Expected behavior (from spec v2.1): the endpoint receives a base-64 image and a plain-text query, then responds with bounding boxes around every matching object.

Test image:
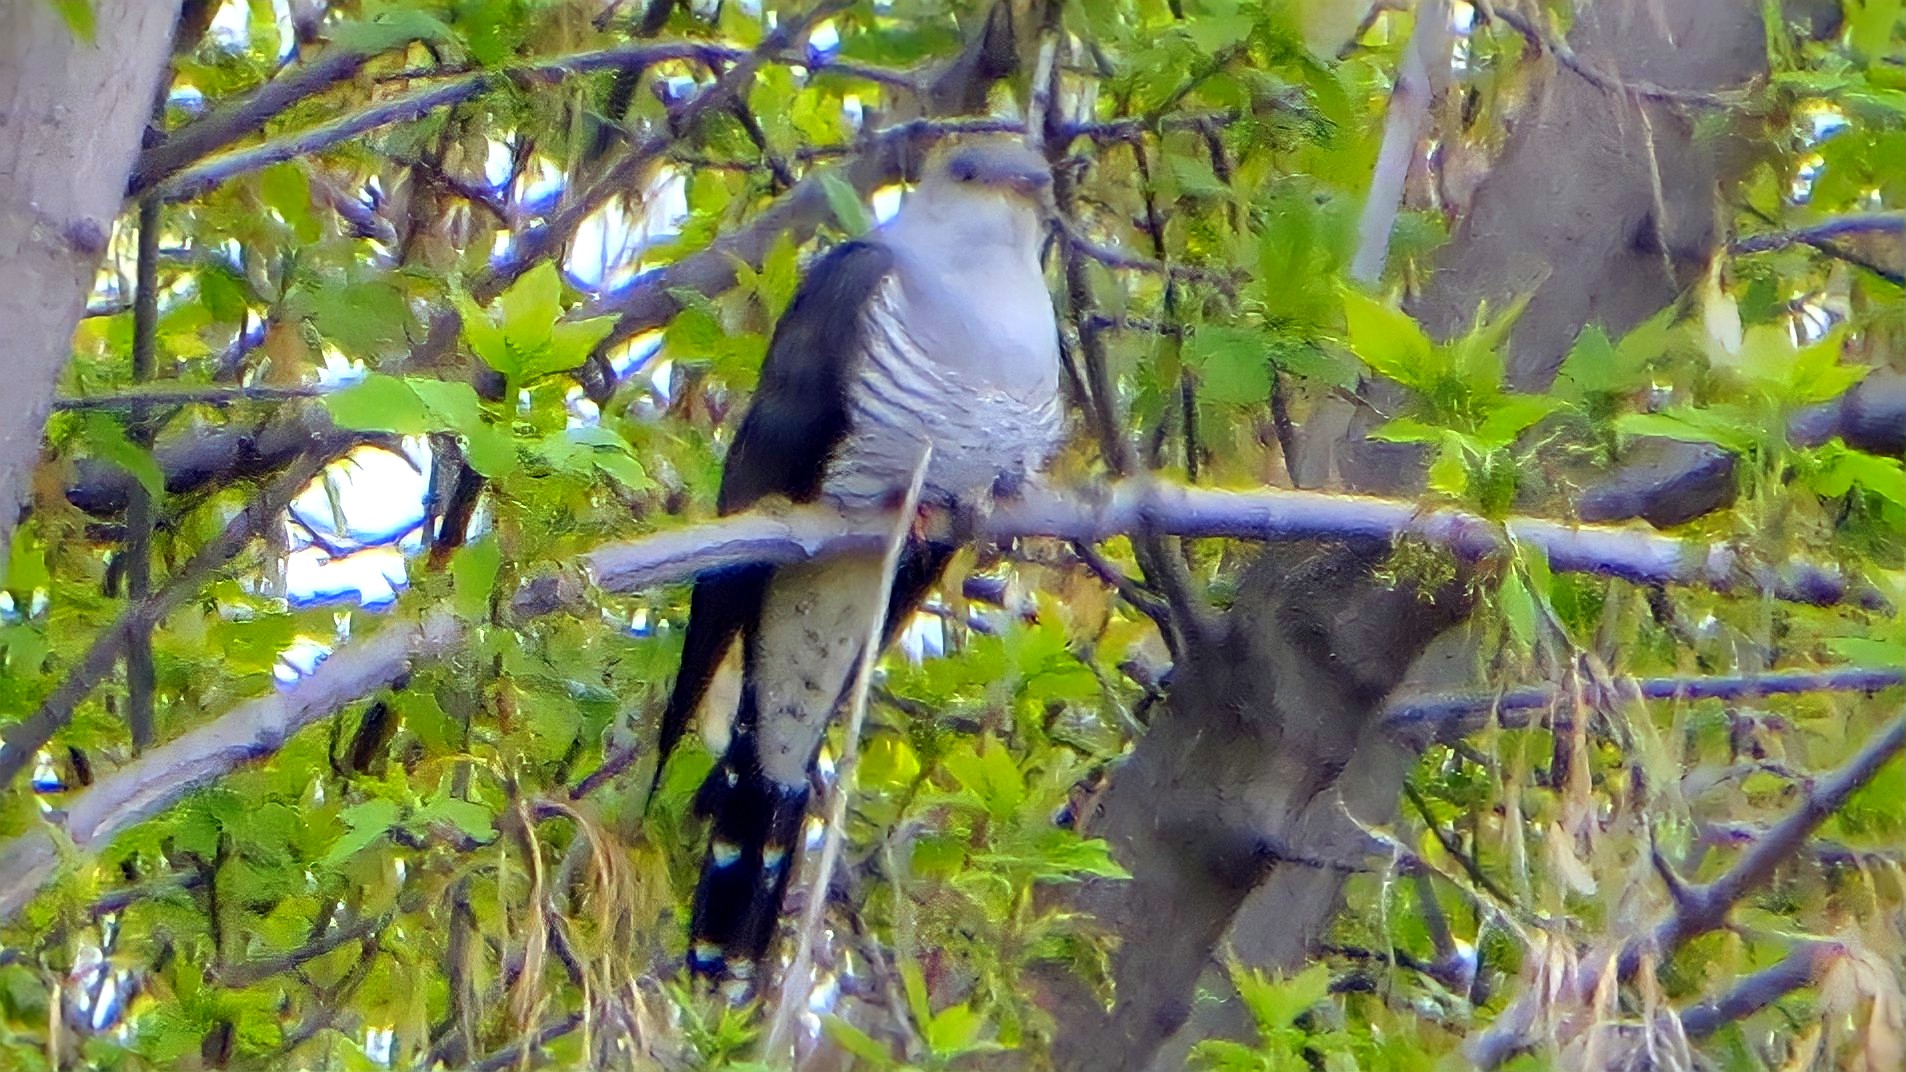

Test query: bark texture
[1052,3,1790,1067]
[0,1,183,566]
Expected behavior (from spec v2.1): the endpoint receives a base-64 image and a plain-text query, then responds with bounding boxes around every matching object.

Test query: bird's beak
[1010,171,1053,197]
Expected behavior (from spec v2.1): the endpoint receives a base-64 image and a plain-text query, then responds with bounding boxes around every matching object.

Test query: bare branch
[153,41,748,202]
[0,449,341,791]
[1479,1,1750,108]
[132,41,403,196]
[53,384,328,410]
[3,479,1890,925]
[1730,211,1905,256]
[1678,941,1837,1039]
[0,610,461,923]
[1385,666,1904,748]
[1471,714,1906,1068]
[1350,0,1444,284]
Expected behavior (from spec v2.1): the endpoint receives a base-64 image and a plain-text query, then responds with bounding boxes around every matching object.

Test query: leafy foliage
[2,0,1903,1070]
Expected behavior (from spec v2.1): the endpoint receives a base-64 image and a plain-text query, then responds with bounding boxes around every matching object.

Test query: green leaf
[328,10,452,53]
[1615,408,1760,454]
[46,0,95,43]
[925,1003,987,1056]
[593,451,651,493]
[900,958,932,1028]
[1268,339,1359,391]
[1473,395,1561,449]
[820,172,872,235]
[414,794,495,844]
[942,737,1024,820]
[321,798,399,865]
[1186,326,1272,406]
[1426,434,1469,498]
[1168,153,1230,200]
[77,413,165,499]
[539,316,618,380]
[1182,12,1257,53]
[450,538,501,620]
[323,375,430,435]
[1500,568,1536,653]
[1233,962,1332,1035]
[1341,289,1435,390]
[1812,444,1906,506]
[260,163,317,243]
[820,1016,894,1067]
[310,281,410,355]
[462,423,519,479]
[1557,324,1619,395]
[455,291,514,377]
[1369,417,1445,445]
[498,261,562,358]
[406,378,485,434]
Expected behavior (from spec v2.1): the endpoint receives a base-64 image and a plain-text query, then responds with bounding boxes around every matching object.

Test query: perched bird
[654,139,1063,990]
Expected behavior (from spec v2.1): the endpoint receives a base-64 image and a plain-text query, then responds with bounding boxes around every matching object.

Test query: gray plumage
[658,139,1063,990]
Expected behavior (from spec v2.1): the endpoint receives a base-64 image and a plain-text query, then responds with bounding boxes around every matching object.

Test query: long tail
[682,539,954,989]
[685,725,807,991]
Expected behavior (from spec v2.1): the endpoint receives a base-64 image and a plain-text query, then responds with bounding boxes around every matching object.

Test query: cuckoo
[653,140,1063,989]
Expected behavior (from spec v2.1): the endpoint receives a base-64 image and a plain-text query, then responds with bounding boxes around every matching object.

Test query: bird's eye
[953,162,976,182]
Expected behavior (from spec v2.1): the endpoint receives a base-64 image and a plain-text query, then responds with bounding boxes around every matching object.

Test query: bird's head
[901,140,1053,251]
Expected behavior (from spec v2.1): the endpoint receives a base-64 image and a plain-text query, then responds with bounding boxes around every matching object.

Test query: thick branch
[1678,941,1837,1040]
[2,474,1886,925]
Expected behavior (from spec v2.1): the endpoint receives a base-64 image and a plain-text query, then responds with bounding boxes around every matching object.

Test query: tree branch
[131,39,406,196]
[1730,211,1905,256]
[152,40,750,202]
[1385,666,1904,748]
[0,609,462,923]
[3,480,1888,925]
[53,384,328,410]
[0,449,340,791]
[1677,941,1837,1039]
[1471,714,1906,1067]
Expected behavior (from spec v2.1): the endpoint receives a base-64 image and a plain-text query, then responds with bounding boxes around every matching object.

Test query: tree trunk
[0,2,182,567]
[1051,2,1796,1067]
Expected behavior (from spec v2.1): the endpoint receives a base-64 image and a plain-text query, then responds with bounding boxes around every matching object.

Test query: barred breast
[824,275,1062,510]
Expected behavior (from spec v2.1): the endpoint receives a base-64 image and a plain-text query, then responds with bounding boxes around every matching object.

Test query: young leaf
[820,173,872,235]
[450,538,502,620]
[820,1016,894,1067]
[77,413,165,499]
[1186,326,1272,406]
[1341,288,1436,390]
[321,798,400,865]
[323,375,431,435]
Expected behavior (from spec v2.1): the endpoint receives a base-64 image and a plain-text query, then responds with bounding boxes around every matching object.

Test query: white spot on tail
[711,840,741,867]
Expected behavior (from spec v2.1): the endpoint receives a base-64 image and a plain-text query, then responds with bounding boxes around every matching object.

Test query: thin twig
[1731,211,1905,258]
[474,1,848,303]
[125,187,162,753]
[52,384,327,410]
[154,40,747,202]
[1479,1,1749,108]
[1386,666,1904,747]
